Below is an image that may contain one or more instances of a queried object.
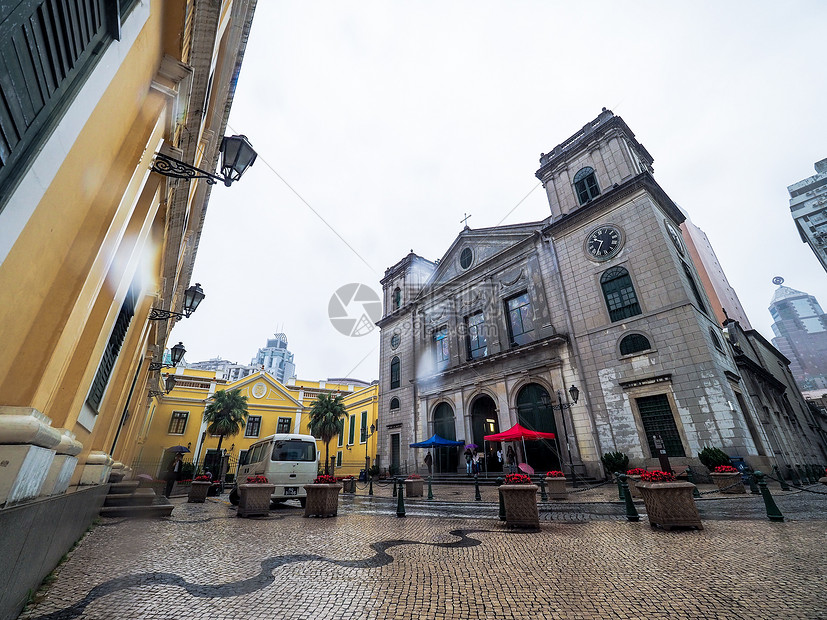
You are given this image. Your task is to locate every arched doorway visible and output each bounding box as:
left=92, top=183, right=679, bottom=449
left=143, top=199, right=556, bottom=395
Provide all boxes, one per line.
left=515, top=383, right=561, bottom=472
left=471, top=395, right=501, bottom=472
left=433, top=402, right=458, bottom=473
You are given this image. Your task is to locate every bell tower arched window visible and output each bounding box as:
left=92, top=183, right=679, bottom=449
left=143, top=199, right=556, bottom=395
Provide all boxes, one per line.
left=390, top=356, right=400, bottom=389
left=393, top=287, right=401, bottom=310
left=601, top=266, right=641, bottom=322
left=573, top=167, right=600, bottom=205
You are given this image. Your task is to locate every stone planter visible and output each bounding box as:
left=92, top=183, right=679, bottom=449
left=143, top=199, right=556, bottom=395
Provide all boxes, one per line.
left=637, top=481, right=703, bottom=530
left=710, top=472, right=745, bottom=494
left=187, top=481, right=211, bottom=503
left=303, top=483, right=342, bottom=517
left=544, top=477, right=567, bottom=500
left=626, top=475, right=642, bottom=498
left=405, top=478, right=424, bottom=497
left=237, top=483, right=275, bottom=517
left=818, top=476, right=827, bottom=486
left=498, top=484, right=539, bottom=529
left=341, top=478, right=356, bottom=493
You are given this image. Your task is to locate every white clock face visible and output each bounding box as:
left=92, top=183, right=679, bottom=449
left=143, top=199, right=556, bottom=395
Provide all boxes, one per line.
left=586, top=225, right=622, bottom=260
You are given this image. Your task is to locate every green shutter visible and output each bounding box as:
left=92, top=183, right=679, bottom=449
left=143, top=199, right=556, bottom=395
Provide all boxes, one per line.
left=348, top=414, right=355, bottom=444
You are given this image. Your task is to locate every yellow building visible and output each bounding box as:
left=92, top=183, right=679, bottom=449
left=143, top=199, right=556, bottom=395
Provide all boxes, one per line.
left=0, top=2, right=257, bottom=616
left=139, top=371, right=379, bottom=479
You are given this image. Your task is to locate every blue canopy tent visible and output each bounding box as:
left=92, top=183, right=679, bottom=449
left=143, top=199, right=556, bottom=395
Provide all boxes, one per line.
left=410, top=434, right=464, bottom=475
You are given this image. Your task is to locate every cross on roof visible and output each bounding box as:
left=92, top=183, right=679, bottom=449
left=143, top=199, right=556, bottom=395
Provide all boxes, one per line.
left=460, top=213, right=472, bottom=228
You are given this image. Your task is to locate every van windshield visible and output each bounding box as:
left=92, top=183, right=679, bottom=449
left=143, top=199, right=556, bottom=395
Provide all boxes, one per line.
left=271, top=439, right=316, bottom=462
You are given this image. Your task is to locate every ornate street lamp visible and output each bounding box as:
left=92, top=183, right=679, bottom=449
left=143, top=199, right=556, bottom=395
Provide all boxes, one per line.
left=149, top=283, right=205, bottom=321
left=148, top=373, right=177, bottom=399
left=148, top=341, right=186, bottom=372
left=549, top=385, right=580, bottom=481
left=150, top=135, right=257, bottom=187
left=365, top=423, right=376, bottom=482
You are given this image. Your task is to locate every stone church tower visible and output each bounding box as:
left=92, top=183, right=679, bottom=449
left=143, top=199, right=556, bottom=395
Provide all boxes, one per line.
left=376, top=110, right=803, bottom=477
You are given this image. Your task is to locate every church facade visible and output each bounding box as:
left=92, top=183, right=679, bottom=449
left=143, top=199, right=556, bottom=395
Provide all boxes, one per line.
left=376, top=110, right=801, bottom=478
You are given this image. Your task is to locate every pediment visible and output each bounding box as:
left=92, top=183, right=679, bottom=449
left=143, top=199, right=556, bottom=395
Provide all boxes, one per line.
left=225, top=371, right=303, bottom=407
left=424, top=221, right=544, bottom=290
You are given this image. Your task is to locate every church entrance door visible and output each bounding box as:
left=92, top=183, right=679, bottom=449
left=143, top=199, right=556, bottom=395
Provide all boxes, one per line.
left=433, top=402, right=458, bottom=473
left=516, top=383, right=561, bottom=472
left=471, top=395, right=500, bottom=472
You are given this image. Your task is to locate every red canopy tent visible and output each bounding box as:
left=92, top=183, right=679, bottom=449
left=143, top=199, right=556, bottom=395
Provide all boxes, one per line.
left=484, top=424, right=556, bottom=476
left=484, top=424, right=555, bottom=442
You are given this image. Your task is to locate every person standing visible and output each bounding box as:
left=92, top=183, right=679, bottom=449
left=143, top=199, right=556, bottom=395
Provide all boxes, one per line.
left=464, top=448, right=473, bottom=476
left=164, top=453, right=183, bottom=498
left=506, top=446, right=516, bottom=474
left=424, top=452, right=433, bottom=475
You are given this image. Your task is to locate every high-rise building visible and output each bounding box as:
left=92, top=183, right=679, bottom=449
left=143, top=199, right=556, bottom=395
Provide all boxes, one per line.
left=788, top=158, right=827, bottom=274
left=251, top=333, right=296, bottom=383
left=187, top=357, right=257, bottom=382
left=769, top=282, right=827, bottom=391
left=680, top=216, right=752, bottom=329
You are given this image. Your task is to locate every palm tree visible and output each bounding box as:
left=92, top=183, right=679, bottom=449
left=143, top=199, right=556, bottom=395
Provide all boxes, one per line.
left=308, top=393, right=346, bottom=474
left=203, top=388, right=249, bottom=455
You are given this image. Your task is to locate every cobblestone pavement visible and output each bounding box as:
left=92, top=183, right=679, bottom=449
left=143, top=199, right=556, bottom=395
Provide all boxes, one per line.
left=19, top=487, right=827, bottom=620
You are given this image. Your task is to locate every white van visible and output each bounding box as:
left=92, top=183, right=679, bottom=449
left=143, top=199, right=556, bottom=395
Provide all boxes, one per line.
left=229, top=433, right=319, bottom=507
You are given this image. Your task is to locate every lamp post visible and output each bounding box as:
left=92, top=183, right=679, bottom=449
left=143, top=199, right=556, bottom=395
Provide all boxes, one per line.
left=150, top=135, right=257, bottom=187
left=148, top=283, right=206, bottom=321
left=364, top=423, right=376, bottom=482
left=549, top=385, right=579, bottom=479
left=148, top=341, right=186, bottom=372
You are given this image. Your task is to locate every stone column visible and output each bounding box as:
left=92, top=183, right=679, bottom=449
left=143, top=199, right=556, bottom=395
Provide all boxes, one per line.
left=0, top=407, right=62, bottom=506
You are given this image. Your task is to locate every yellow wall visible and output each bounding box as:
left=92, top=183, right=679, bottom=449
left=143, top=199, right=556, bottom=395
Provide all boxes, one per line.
left=138, top=372, right=379, bottom=478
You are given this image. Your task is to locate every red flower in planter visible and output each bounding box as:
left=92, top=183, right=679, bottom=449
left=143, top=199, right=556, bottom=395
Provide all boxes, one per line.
left=626, top=468, right=647, bottom=476
left=713, top=465, right=738, bottom=473
left=194, top=475, right=211, bottom=482
left=407, top=474, right=422, bottom=479
left=246, top=475, right=269, bottom=484
left=545, top=471, right=565, bottom=478
left=640, top=470, right=676, bottom=483
left=504, top=473, right=532, bottom=485
left=314, top=474, right=337, bottom=484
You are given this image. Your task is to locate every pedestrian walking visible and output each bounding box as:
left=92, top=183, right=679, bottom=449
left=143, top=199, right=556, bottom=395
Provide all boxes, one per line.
left=164, top=453, right=183, bottom=498
left=424, top=452, right=433, bottom=475
left=464, top=448, right=473, bottom=476
left=506, top=446, right=516, bottom=474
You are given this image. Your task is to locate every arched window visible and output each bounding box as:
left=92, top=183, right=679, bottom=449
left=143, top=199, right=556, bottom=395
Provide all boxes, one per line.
left=601, top=267, right=641, bottom=322
left=393, top=287, right=401, bottom=310
left=390, top=356, right=400, bottom=389
left=573, top=167, right=600, bottom=205
left=390, top=397, right=400, bottom=410
left=681, top=261, right=706, bottom=313
left=619, top=333, right=651, bottom=356
left=709, top=328, right=724, bottom=352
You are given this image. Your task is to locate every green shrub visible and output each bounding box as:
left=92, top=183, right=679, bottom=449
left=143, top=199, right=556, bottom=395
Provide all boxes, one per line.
left=697, top=446, right=731, bottom=470
left=601, top=451, right=629, bottom=474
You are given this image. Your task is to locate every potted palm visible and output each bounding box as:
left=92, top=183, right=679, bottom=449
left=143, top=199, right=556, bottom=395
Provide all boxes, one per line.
left=543, top=470, right=567, bottom=500
left=404, top=473, right=423, bottom=497
left=308, top=393, right=347, bottom=475
left=498, top=473, right=539, bottom=529
left=303, top=474, right=342, bottom=517
left=188, top=474, right=212, bottom=503
left=624, top=468, right=647, bottom=498
left=636, top=470, right=702, bottom=530
left=237, top=475, right=276, bottom=517
left=203, top=387, right=249, bottom=487
left=709, top=465, right=745, bottom=494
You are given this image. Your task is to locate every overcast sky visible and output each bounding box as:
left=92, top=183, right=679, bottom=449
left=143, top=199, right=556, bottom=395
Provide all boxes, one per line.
left=170, top=1, right=827, bottom=382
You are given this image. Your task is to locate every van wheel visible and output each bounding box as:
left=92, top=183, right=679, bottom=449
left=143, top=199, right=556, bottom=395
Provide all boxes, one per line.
left=229, top=488, right=239, bottom=506
left=270, top=500, right=284, bottom=508
left=299, top=498, right=306, bottom=508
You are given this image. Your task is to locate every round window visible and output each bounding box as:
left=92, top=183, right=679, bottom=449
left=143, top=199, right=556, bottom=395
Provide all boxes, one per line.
left=390, top=333, right=401, bottom=349
left=460, top=248, right=473, bottom=269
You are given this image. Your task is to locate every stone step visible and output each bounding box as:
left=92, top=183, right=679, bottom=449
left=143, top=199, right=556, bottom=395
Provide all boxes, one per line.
left=108, top=481, right=140, bottom=494
left=99, top=503, right=174, bottom=518
left=103, top=488, right=156, bottom=507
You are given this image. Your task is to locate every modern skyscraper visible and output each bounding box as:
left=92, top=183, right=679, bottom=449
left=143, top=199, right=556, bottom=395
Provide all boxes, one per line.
left=769, top=281, right=827, bottom=391
left=251, top=333, right=296, bottom=383
left=788, top=158, right=827, bottom=273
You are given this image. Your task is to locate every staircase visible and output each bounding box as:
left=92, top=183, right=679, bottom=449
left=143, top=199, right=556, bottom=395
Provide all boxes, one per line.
left=99, top=481, right=175, bottom=518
